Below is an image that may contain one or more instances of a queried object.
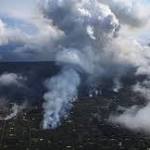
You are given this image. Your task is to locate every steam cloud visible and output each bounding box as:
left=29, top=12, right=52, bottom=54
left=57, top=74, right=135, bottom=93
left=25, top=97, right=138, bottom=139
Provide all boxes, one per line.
left=0, top=0, right=150, bottom=131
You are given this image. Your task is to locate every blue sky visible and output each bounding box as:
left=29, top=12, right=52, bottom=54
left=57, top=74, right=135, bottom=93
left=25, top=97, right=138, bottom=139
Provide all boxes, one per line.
left=0, top=0, right=39, bottom=35
left=145, top=0, right=150, bottom=3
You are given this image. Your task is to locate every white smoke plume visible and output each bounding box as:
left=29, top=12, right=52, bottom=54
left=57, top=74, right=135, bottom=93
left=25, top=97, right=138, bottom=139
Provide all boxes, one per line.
left=113, top=78, right=122, bottom=93
left=109, top=104, right=150, bottom=133
left=43, top=68, right=80, bottom=129
left=4, top=102, right=27, bottom=120
left=39, top=0, right=150, bottom=129
left=110, top=79, right=150, bottom=133
left=103, top=0, right=150, bottom=133
left=41, top=0, right=122, bottom=129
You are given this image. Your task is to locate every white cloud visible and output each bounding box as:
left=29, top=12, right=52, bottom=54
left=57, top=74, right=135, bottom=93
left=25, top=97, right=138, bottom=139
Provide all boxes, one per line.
left=100, top=0, right=150, bottom=27
left=0, top=73, right=25, bottom=87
